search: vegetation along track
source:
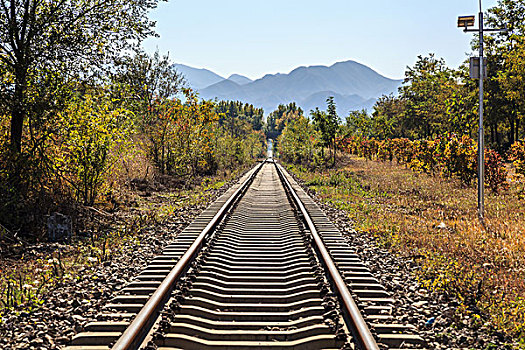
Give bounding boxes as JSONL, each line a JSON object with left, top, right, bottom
{"left": 64, "top": 160, "right": 423, "bottom": 350}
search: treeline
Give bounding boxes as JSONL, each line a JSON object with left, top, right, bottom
{"left": 0, "top": 0, "right": 265, "bottom": 237}
{"left": 277, "top": 0, "right": 525, "bottom": 176}
{"left": 352, "top": 0, "right": 525, "bottom": 153}
{"left": 273, "top": 100, "right": 340, "bottom": 167}
{"left": 216, "top": 101, "right": 264, "bottom": 132}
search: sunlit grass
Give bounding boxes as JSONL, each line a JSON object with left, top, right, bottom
{"left": 0, "top": 167, "right": 245, "bottom": 321}
{"left": 287, "top": 154, "right": 525, "bottom": 344}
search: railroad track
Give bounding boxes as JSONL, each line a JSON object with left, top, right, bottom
{"left": 65, "top": 160, "right": 423, "bottom": 350}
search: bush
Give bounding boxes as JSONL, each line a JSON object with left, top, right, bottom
{"left": 509, "top": 141, "right": 525, "bottom": 179}
{"left": 391, "top": 138, "right": 414, "bottom": 165}
{"left": 341, "top": 134, "right": 506, "bottom": 189}
{"left": 485, "top": 149, "right": 509, "bottom": 193}
{"left": 409, "top": 139, "right": 437, "bottom": 174}
{"left": 53, "top": 95, "right": 133, "bottom": 205}
{"left": 377, "top": 139, "right": 394, "bottom": 162}
{"left": 442, "top": 135, "right": 477, "bottom": 185}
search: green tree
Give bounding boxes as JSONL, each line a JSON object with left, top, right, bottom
{"left": 345, "top": 109, "right": 371, "bottom": 137}
{"left": 399, "top": 54, "right": 457, "bottom": 139}
{"left": 311, "top": 97, "right": 339, "bottom": 166}
{"left": 0, "top": 0, "right": 158, "bottom": 152}
{"left": 278, "top": 114, "right": 319, "bottom": 166}
{"left": 485, "top": 0, "right": 525, "bottom": 146}
{"left": 111, "top": 50, "right": 185, "bottom": 119}
{"left": 371, "top": 94, "right": 407, "bottom": 139}
{"left": 444, "top": 65, "right": 477, "bottom": 137}
{"left": 265, "top": 103, "right": 303, "bottom": 139}
{"left": 215, "top": 101, "right": 264, "bottom": 133}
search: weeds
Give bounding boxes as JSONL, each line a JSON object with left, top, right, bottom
{"left": 0, "top": 167, "right": 242, "bottom": 320}
{"left": 287, "top": 154, "right": 525, "bottom": 344}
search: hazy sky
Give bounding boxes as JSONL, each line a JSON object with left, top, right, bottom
{"left": 143, "top": 0, "right": 499, "bottom": 80}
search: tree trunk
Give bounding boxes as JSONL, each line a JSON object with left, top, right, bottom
{"left": 10, "top": 75, "right": 26, "bottom": 152}
{"left": 514, "top": 116, "right": 520, "bottom": 141}
{"left": 333, "top": 139, "right": 336, "bottom": 166}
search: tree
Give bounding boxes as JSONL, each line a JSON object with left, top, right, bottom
{"left": 215, "top": 101, "right": 264, "bottom": 133}
{"left": 278, "top": 114, "right": 319, "bottom": 166}
{"left": 345, "top": 109, "right": 371, "bottom": 137}
{"left": 498, "top": 38, "right": 525, "bottom": 138}
{"left": 311, "top": 97, "right": 339, "bottom": 166}
{"left": 326, "top": 97, "right": 339, "bottom": 165}
{"left": 111, "top": 50, "right": 185, "bottom": 119}
{"left": 399, "top": 54, "right": 457, "bottom": 139}
{"left": 444, "top": 65, "right": 477, "bottom": 137}
{"left": 0, "top": 0, "right": 159, "bottom": 152}
{"left": 485, "top": 0, "right": 525, "bottom": 146}
{"left": 265, "top": 103, "right": 303, "bottom": 139}
{"left": 371, "top": 95, "right": 408, "bottom": 139}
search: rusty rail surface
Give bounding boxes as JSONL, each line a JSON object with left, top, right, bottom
{"left": 275, "top": 161, "right": 379, "bottom": 350}
{"left": 112, "top": 162, "right": 264, "bottom": 350}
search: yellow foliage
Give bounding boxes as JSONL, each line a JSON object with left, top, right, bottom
{"left": 53, "top": 94, "right": 133, "bottom": 205}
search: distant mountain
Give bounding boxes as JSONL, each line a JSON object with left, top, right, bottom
{"left": 173, "top": 64, "right": 225, "bottom": 90}
{"left": 178, "top": 60, "right": 401, "bottom": 114}
{"left": 228, "top": 74, "right": 252, "bottom": 85}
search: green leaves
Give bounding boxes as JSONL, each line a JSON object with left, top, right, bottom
{"left": 1, "top": 0, "right": 160, "bottom": 151}
{"left": 54, "top": 93, "right": 133, "bottom": 205}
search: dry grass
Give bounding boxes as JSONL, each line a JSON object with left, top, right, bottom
{"left": 0, "top": 163, "right": 249, "bottom": 320}
{"left": 287, "top": 154, "right": 525, "bottom": 344}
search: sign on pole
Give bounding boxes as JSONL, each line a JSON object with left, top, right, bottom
{"left": 469, "top": 57, "right": 487, "bottom": 79}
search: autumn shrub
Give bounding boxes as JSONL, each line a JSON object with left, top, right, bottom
{"left": 442, "top": 135, "right": 477, "bottom": 185}
{"left": 341, "top": 134, "right": 512, "bottom": 192}
{"left": 369, "top": 138, "right": 379, "bottom": 159}
{"left": 338, "top": 135, "right": 360, "bottom": 156}
{"left": 509, "top": 141, "right": 525, "bottom": 179}
{"left": 359, "top": 138, "right": 375, "bottom": 160}
{"left": 391, "top": 138, "right": 414, "bottom": 165}
{"left": 409, "top": 139, "right": 437, "bottom": 174}
{"left": 348, "top": 136, "right": 360, "bottom": 155}
{"left": 53, "top": 95, "right": 133, "bottom": 205}
{"left": 485, "top": 149, "right": 509, "bottom": 193}
{"left": 377, "top": 139, "right": 394, "bottom": 162}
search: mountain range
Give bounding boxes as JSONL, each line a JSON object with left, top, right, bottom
{"left": 174, "top": 61, "right": 402, "bottom": 115}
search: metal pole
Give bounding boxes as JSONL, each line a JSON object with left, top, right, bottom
{"left": 478, "top": 3, "right": 485, "bottom": 219}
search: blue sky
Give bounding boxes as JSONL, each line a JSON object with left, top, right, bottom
{"left": 143, "top": 0, "right": 499, "bottom": 80}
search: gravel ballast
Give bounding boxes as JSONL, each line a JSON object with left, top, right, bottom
{"left": 1, "top": 164, "right": 517, "bottom": 350}
{"left": 0, "top": 174, "right": 241, "bottom": 350}
{"left": 288, "top": 171, "right": 516, "bottom": 350}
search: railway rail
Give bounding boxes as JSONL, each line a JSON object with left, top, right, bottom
{"left": 65, "top": 160, "right": 423, "bottom": 350}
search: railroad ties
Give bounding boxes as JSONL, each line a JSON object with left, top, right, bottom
{"left": 65, "top": 161, "right": 423, "bottom": 350}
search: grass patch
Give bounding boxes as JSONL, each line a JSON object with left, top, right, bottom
{"left": 0, "top": 165, "right": 248, "bottom": 322}
{"left": 286, "top": 155, "right": 525, "bottom": 345}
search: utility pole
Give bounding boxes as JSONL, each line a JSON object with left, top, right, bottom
{"left": 458, "top": 0, "right": 506, "bottom": 220}
{"left": 478, "top": 1, "right": 485, "bottom": 219}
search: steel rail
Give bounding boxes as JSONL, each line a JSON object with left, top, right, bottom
{"left": 274, "top": 162, "right": 380, "bottom": 350}
{"left": 112, "top": 162, "right": 264, "bottom": 350}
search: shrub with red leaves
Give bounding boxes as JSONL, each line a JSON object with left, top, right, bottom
{"left": 485, "top": 149, "right": 509, "bottom": 194}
